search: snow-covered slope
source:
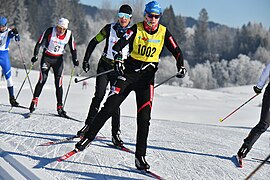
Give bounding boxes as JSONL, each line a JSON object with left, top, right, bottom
{"left": 0, "top": 68, "right": 269, "bottom": 179}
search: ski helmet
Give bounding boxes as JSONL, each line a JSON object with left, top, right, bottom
{"left": 119, "top": 4, "right": 132, "bottom": 17}
{"left": 144, "top": 1, "right": 162, "bottom": 15}
{"left": 57, "top": 18, "right": 69, "bottom": 29}
{"left": 0, "top": 16, "right": 7, "bottom": 27}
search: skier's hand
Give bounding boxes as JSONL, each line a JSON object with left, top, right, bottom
{"left": 114, "top": 54, "right": 124, "bottom": 76}
{"left": 73, "top": 59, "right": 79, "bottom": 67}
{"left": 31, "top": 56, "right": 38, "bottom": 63}
{"left": 82, "top": 60, "right": 90, "bottom": 73}
{"left": 14, "top": 34, "right": 20, "bottom": 41}
{"left": 253, "top": 86, "right": 262, "bottom": 94}
{"left": 176, "top": 66, "right": 186, "bottom": 78}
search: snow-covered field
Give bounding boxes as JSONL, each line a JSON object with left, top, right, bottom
{"left": 0, "top": 68, "right": 269, "bottom": 179}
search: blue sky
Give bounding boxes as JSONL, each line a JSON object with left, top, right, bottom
{"left": 80, "top": 0, "right": 270, "bottom": 28}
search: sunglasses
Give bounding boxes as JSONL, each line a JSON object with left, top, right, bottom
{"left": 147, "top": 13, "right": 160, "bottom": 19}
{"left": 118, "top": 13, "right": 132, "bottom": 19}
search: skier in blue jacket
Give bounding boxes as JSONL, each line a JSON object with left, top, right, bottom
{"left": 0, "top": 16, "right": 20, "bottom": 106}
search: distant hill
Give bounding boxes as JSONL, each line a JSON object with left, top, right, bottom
{"left": 80, "top": 4, "right": 233, "bottom": 30}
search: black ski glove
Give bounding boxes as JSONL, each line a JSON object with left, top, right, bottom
{"left": 73, "top": 59, "right": 79, "bottom": 67}
{"left": 114, "top": 54, "right": 124, "bottom": 76}
{"left": 14, "top": 34, "right": 20, "bottom": 41}
{"left": 82, "top": 60, "right": 90, "bottom": 73}
{"left": 253, "top": 86, "right": 262, "bottom": 94}
{"left": 176, "top": 66, "right": 186, "bottom": 78}
{"left": 31, "top": 56, "right": 38, "bottom": 63}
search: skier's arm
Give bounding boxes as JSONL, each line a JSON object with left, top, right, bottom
{"left": 83, "top": 24, "right": 109, "bottom": 62}
{"left": 33, "top": 28, "right": 51, "bottom": 57}
{"left": 164, "top": 29, "right": 184, "bottom": 69}
{"left": 256, "top": 64, "right": 270, "bottom": 89}
{"left": 68, "top": 33, "right": 77, "bottom": 62}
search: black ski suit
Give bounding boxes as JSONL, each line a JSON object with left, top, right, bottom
{"left": 83, "top": 23, "right": 129, "bottom": 135}
{"left": 84, "top": 21, "right": 184, "bottom": 156}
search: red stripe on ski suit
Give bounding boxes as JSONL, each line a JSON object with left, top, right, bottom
{"left": 137, "top": 84, "right": 154, "bottom": 113}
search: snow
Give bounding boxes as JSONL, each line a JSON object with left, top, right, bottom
{"left": 0, "top": 68, "right": 269, "bottom": 180}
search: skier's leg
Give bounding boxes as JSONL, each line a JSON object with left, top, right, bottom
{"left": 0, "top": 52, "right": 18, "bottom": 106}
{"left": 29, "top": 58, "right": 50, "bottom": 111}
{"left": 134, "top": 84, "right": 154, "bottom": 170}
{"left": 239, "top": 91, "right": 270, "bottom": 158}
{"left": 76, "top": 78, "right": 130, "bottom": 151}
{"left": 85, "top": 69, "right": 109, "bottom": 125}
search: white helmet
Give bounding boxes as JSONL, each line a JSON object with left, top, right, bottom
{"left": 57, "top": 18, "right": 69, "bottom": 29}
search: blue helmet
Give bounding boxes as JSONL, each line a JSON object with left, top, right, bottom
{"left": 0, "top": 16, "right": 7, "bottom": 26}
{"left": 144, "top": 1, "right": 162, "bottom": 15}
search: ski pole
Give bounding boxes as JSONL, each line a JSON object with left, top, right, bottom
{"left": 219, "top": 93, "right": 259, "bottom": 122}
{"left": 77, "top": 70, "right": 85, "bottom": 77}
{"left": 245, "top": 153, "right": 270, "bottom": 180}
{"left": 74, "top": 69, "right": 114, "bottom": 83}
{"left": 17, "top": 42, "right": 34, "bottom": 95}
{"left": 154, "top": 73, "right": 177, "bottom": 88}
{"left": 15, "top": 63, "right": 34, "bottom": 100}
{"left": 63, "top": 66, "right": 75, "bottom": 108}
{"left": 8, "top": 63, "right": 34, "bottom": 112}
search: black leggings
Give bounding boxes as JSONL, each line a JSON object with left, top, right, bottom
{"left": 33, "top": 55, "right": 64, "bottom": 105}
{"left": 244, "top": 85, "right": 270, "bottom": 148}
{"left": 85, "top": 60, "right": 120, "bottom": 135}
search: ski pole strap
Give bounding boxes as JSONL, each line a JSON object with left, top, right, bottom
{"left": 74, "top": 69, "right": 114, "bottom": 83}
{"left": 220, "top": 93, "right": 259, "bottom": 122}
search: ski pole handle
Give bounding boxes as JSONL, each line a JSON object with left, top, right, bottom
{"left": 219, "top": 93, "right": 259, "bottom": 122}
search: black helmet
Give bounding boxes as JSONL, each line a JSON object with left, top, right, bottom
{"left": 119, "top": 4, "right": 132, "bottom": 16}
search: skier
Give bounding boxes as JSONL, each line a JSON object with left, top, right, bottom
{"left": 237, "top": 63, "right": 270, "bottom": 163}
{"left": 29, "top": 18, "right": 79, "bottom": 116}
{"left": 0, "top": 16, "right": 20, "bottom": 106}
{"left": 76, "top": 4, "right": 133, "bottom": 147}
{"left": 75, "top": 1, "right": 186, "bottom": 170}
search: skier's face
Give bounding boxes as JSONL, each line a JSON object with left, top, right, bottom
{"left": 56, "top": 26, "right": 66, "bottom": 35}
{"left": 118, "top": 13, "right": 131, "bottom": 28}
{"left": 0, "top": 25, "right": 7, "bottom": 33}
{"left": 145, "top": 13, "right": 160, "bottom": 27}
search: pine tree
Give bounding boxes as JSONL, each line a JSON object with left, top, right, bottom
{"left": 193, "top": 8, "right": 209, "bottom": 63}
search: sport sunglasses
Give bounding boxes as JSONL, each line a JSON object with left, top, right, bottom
{"left": 118, "top": 13, "right": 132, "bottom": 19}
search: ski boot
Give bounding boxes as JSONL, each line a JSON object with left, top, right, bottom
{"left": 77, "top": 124, "right": 90, "bottom": 138}
{"left": 29, "top": 97, "right": 38, "bottom": 113}
{"left": 135, "top": 155, "right": 150, "bottom": 170}
{"left": 75, "top": 136, "right": 92, "bottom": 151}
{"left": 237, "top": 143, "right": 250, "bottom": 168}
{"left": 237, "top": 143, "right": 250, "bottom": 159}
{"left": 112, "top": 133, "right": 123, "bottom": 146}
{"left": 9, "top": 96, "right": 19, "bottom": 107}
{"left": 57, "top": 104, "right": 67, "bottom": 117}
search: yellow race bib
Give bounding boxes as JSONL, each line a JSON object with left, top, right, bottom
{"left": 130, "top": 22, "right": 166, "bottom": 62}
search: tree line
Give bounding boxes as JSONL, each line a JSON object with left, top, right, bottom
{"left": 1, "top": 0, "right": 269, "bottom": 89}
